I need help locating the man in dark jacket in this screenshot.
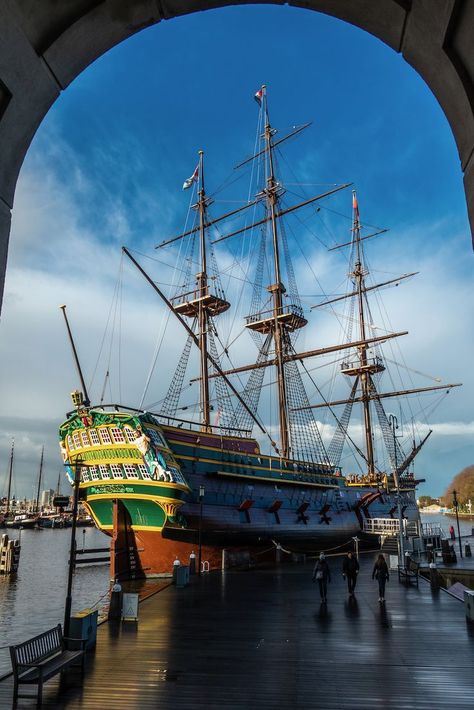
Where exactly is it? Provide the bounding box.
[342,551,360,596]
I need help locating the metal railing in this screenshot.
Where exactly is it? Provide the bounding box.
[363,518,400,535]
[420,522,445,538]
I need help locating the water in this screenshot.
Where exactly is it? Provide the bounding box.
[0,526,110,677]
[419,512,474,537]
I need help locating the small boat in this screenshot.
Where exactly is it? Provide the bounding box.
[37,514,69,529]
[76,515,94,527]
[6,514,38,529]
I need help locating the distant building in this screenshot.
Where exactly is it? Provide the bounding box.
[418,504,448,514]
[40,489,55,508]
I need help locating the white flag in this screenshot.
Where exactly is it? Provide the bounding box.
[183,164,199,190]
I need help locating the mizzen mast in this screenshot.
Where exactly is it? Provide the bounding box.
[346,190,381,478]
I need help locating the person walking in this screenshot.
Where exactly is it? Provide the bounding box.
[372,553,389,602]
[312,552,331,603]
[342,551,360,596]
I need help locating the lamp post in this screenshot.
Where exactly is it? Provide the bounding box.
[198,484,205,577]
[64,457,82,637]
[389,415,404,565]
[452,489,463,559]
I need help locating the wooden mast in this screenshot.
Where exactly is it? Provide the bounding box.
[34,445,44,514]
[196,151,212,432]
[262,87,290,458]
[5,438,14,518]
[352,191,376,478]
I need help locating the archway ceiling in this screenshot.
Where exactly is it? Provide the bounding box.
[0,1,472,306]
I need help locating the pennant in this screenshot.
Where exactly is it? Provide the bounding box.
[182,165,199,190]
[254,86,265,106]
[352,191,360,221]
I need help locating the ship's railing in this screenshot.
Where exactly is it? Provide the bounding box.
[340,355,384,372]
[420,522,445,538]
[363,518,400,535]
[170,285,209,305]
[245,303,305,325]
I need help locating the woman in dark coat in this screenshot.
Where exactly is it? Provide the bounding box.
[372,553,389,602]
[312,552,331,603]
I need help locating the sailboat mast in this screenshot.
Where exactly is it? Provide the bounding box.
[5,438,14,517]
[34,445,44,513]
[60,304,91,407]
[263,89,290,458]
[197,151,211,432]
[352,191,376,478]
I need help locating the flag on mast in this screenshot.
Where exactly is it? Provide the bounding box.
[254,86,265,106]
[183,165,199,190]
[352,191,360,222]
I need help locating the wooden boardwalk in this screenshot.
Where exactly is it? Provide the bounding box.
[1,555,474,709]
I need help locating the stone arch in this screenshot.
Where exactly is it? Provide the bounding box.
[0,1,472,307]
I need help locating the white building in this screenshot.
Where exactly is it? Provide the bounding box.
[40,489,55,508]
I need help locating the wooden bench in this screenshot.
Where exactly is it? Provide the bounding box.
[9,624,85,705]
[398,558,420,587]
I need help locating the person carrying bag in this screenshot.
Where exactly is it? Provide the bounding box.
[312,552,331,603]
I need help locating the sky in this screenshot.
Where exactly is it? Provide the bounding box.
[0,5,472,500]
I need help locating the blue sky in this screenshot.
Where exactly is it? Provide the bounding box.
[0,5,472,499]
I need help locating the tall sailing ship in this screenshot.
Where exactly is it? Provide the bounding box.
[58,87,460,579]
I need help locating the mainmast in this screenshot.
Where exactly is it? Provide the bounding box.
[350,191,379,478]
[242,87,308,458]
[197,151,211,431]
[264,89,290,458]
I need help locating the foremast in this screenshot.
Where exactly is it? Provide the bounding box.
[169,151,230,433]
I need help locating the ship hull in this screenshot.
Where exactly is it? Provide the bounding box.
[85,481,419,578]
[59,409,420,579]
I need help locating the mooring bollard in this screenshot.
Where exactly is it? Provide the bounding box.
[108,579,122,620]
[172,557,180,584]
[275,542,282,564]
[429,562,440,591]
[189,551,196,575]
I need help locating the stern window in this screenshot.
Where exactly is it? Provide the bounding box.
[73,432,81,449]
[89,466,100,481]
[138,464,151,480]
[124,464,139,479]
[123,427,137,443]
[111,464,123,479]
[89,429,100,446]
[99,465,110,480]
[80,431,90,448]
[110,427,125,444]
[98,428,112,445]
